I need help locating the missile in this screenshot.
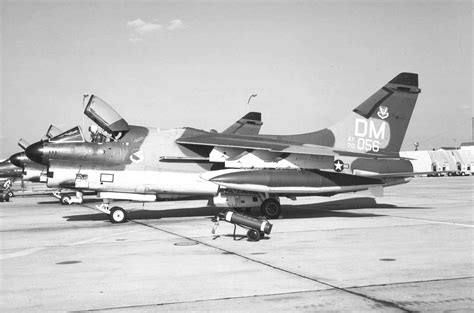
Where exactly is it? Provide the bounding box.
[216,210,273,241]
[218,210,273,234]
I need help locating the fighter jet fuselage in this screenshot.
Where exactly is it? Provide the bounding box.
[23,72,421,221]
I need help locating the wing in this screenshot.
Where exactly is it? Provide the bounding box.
[176,133,405,160]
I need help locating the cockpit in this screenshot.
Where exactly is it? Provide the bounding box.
[83,95,131,143]
[47,95,131,144]
[48,125,116,144]
[49,126,86,143]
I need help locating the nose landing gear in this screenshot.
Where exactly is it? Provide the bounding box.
[109,207,127,223]
[96,200,128,223]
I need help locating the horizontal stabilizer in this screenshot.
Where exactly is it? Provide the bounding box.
[223,112,263,135]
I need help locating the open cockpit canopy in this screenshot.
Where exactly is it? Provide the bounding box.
[84,95,130,134]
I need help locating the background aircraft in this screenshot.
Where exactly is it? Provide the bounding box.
[25,72,422,223]
[0,125,63,198]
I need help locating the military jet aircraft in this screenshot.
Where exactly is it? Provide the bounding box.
[0,125,63,199]
[24,111,263,205]
[6,125,62,183]
[26,72,422,223]
[0,149,41,200]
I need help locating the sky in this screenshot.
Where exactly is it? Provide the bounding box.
[1,0,472,159]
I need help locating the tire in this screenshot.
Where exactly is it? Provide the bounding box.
[247,229,260,241]
[5,196,9,202]
[7,191,13,198]
[109,207,127,223]
[61,195,71,205]
[260,198,281,219]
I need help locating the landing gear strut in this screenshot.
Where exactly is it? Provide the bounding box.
[96,200,128,223]
[260,198,281,219]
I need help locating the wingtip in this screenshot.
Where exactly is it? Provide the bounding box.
[389,72,418,87]
[242,112,262,121]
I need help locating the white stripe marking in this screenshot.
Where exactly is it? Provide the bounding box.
[0,247,45,260]
[391,216,474,228]
[1,228,146,260]
[68,228,146,246]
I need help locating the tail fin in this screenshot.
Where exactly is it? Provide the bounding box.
[329,72,420,154]
[223,112,263,135]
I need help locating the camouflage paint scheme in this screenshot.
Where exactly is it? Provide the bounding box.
[24,73,420,202]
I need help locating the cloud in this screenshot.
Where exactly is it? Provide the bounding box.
[127,18,162,34]
[126,18,187,42]
[167,19,187,30]
[126,18,162,42]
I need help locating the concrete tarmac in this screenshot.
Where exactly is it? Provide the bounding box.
[1,176,473,312]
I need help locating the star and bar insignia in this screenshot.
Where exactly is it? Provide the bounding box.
[334,159,345,172]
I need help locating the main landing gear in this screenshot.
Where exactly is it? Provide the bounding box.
[260,198,281,219]
[53,191,83,205]
[214,192,282,219]
[233,198,281,219]
[96,200,128,223]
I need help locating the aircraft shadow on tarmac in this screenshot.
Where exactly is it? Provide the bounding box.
[62,197,431,222]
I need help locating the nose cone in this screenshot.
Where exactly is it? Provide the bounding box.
[0,160,22,178]
[25,141,46,165]
[9,152,26,168]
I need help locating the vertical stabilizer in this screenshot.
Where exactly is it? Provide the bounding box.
[328,73,420,154]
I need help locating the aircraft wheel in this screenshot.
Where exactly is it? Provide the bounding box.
[61,195,71,205]
[247,229,260,241]
[110,207,127,223]
[260,198,281,219]
[7,191,14,198]
[461,172,465,176]
[5,195,10,202]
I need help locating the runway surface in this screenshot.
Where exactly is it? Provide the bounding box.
[1,176,473,312]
